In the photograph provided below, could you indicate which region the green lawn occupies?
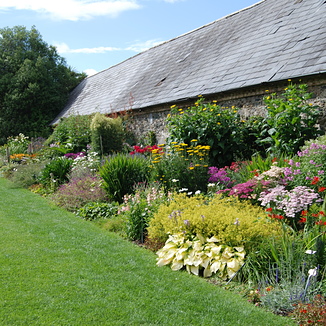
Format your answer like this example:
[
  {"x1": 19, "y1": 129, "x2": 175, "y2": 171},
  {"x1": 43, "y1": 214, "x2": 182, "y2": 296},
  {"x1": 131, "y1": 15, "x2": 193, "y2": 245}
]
[{"x1": 0, "y1": 178, "x2": 295, "y2": 325}]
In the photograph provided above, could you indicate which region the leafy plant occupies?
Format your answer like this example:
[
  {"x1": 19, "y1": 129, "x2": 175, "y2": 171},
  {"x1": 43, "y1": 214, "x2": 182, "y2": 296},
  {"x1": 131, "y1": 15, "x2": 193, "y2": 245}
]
[
  {"x1": 148, "y1": 193, "x2": 281, "y2": 250},
  {"x1": 39, "y1": 156, "x2": 73, "y2": 188},
  {"x1": 90, "y1": 113, "x2": 124, "y2": 155},
  {"x1": 46, "y1": 114, "x2": 93, "y2": 153},
  {"x1": 118, "y1": 183, "x2": 169, "y2": 242},
  {"x1": 149, "y1": 141, "x2": 210, "y2": 193},
  {"x1": 156, "y1": 233, "x2": 246, "y2": 279},
  {"x1": 50, "y1": 174, "x2": 108, "y2": 212},
  {"x1": 100, "y1": 153, "x2": 150, "y2": 203},
  {"x1": 76, "y1": 202, "x2": 118, "y2": 220},
  {"x1": 167, "y1": 97, "x2": 249, "y2": 166},
  {"x1": 258, "y1": 83, "x2": 322, "y2": 156}
]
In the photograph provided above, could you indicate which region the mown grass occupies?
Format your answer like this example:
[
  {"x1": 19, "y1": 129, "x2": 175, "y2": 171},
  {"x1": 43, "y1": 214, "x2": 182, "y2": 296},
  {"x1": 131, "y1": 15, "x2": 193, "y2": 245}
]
[{"x1": 0, "y1": 178, "x2": 295, "y2": 325}]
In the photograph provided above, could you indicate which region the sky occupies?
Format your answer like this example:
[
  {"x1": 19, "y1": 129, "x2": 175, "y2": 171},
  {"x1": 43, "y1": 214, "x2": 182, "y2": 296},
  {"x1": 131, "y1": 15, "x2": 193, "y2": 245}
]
[{"x1": 0, "y1": 0, "x2": 261, "y2": 76}]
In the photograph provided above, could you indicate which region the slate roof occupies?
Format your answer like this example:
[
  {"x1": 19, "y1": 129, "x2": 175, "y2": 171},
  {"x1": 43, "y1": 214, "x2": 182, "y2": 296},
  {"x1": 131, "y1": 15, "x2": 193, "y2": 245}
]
[{"x1": 53, "y1": 0, "x2": 326, "y2": 123}]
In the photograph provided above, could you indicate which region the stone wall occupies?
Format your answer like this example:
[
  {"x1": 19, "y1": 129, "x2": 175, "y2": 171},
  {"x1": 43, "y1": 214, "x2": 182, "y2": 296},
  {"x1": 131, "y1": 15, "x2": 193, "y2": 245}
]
[{"x1": 127, "y1": 75, "x2": 326, "y2": 144}]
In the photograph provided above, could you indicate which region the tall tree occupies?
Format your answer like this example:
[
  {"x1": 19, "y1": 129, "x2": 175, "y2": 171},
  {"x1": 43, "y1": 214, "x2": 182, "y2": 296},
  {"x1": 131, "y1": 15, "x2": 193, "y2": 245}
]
[{"x1": 0, "y1": 26, "x2": 86, "y2": 144}]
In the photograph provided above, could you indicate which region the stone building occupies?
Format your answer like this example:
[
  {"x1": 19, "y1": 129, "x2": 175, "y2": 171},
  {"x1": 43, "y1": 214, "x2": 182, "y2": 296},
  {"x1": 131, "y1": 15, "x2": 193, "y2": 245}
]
[{"x1": 53, "y1": 0, "x2": 326, "y2": 144}]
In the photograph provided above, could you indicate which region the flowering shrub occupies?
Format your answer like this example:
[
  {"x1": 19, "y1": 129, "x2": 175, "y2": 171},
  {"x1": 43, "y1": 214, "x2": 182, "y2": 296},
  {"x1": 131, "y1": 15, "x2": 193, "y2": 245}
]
[
  {"x1": 167, "y1": 97, "x2": 248, "y2": 166},
  {"x1": 6, "y1": 133, "x2": 30, "y2": 154},
  {"x1": 148, "y1": 193, "x2": 281, "y2": 250},
  {"x1": 156, "y1": 233, "x2": 245, "y2": 279},
  {"x1": 149, "y1": 141, "x2": 210, "y2": 193},
  {"x1": 69, "y1": 151, "x2": 101, "y2": 179},
  {"x1": 283, "y1": 143, "x2": 326, "y2": 192},
  {"x1": 118, "y1": 183, "x2": 170, "y2": 242},
  {"x1": 208, "y1": 166, "x2": 233, "y2": 188},
  {"x1": 50, "y1": 174, "x2": 108, "y2": 212},
  {"x1": 259, "y1": 185, "x2": 322, "y2": 229},
  {"x1": 291, "y1": 295, "x2": 326, "y2": 325}
]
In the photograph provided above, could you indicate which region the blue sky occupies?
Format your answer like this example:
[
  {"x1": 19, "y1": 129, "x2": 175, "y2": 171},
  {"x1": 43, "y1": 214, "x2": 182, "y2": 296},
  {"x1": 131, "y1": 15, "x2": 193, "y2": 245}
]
[{"x1": 0, "y1": 0, "x2": 260, "y2": 76}]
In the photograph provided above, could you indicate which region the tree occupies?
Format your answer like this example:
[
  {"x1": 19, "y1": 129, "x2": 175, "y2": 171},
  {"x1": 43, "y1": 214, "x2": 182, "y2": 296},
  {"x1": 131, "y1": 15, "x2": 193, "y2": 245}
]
[{"x1": 0, "y1": 26, "x2": 86, "y2": 144}]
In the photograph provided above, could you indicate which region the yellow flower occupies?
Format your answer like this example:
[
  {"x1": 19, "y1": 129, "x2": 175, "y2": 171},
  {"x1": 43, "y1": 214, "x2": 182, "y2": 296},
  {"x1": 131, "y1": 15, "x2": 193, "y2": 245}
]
[
  {"x1": 198, "y1": 95, "x2": 203, "y2": 97},
  {"x1": 217, "y1": 122, "x2": 221, "y2": 125},
  {"x1": 265, "y1": 90, "x2": 269, "y2": 92},
  {"x1": 195, "y1": 164, "x2": 201, "y2": 167},
  {"x1": 167, "y1": 114, "x2": 170, "y2": 118},
  {"x1": 203, "y1": 108, "x2": 207, "y2": 111},
  {"x1": 212, "y1": 100, "x2": 217, "y2": 103},
  {"x1": 217, "y1": 113, "x2": 221, "y2": 116},
  {"x1": 190, "y1": 139, "x2": 198, "y2": 142},
  {"x1": 266, "y1": 96, "x2": 271, "y2": 100},
  {"x1": 232, "y1": 106, "x2": 235, "y2": 109},
  {"x1": 189, "y1": 167, "x2": 195, "y2": 170},
  {"x1": 178, "y1": 108, "x2": 183, "y2": 111},
  {"x1": 171, "y1": 105, "x2": 176, "y2": 109},
  {"x1": 288, "y1": 79, "x2": 292, "y2": 81}
]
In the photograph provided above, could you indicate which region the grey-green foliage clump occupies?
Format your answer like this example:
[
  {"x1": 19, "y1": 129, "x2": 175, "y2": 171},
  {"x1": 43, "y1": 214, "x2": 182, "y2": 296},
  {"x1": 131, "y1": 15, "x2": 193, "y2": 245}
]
[{"x1": 90, "y1": 113, "x2": 124, "y2": 155}]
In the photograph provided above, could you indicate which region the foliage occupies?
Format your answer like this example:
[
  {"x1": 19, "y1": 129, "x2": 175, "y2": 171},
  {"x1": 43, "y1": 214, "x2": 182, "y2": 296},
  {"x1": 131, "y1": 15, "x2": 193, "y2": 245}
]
[
  {"x1": 76, "y1": 201, "x2": 118, "y2": 220},
  {"x1": 156, "y1": 233, "x2": 246, "y2": 279},
  {"x1": 257, "y1": 83, "x2": 322, "y2": 156},
  {"x1": 50, "y1": 174, "x2": 107, "y2": 212},
  {"x1": 0, "y1": 26, "x2": 85, "y2": 144},
  {"x1": 259, "y1": 186, "x2": 322, "y2": 230},
  {"x1": 149, "y1": 141, "x2": 210, "y2": 193},
  {"x1": 167, "y1": 97, "x2": 249, "y2": 166},
  {"x1": 283, "y1": 143, "x2": 326, "y2": 191},
  {"x1": 7, "y1": 162, "x2": 45, "y2": 188},
  {"x1": 118, "y1": 183, "x2": 169, "y2": 242},
  {"x1": 68, "y1": 151, "x2": 101, "y2": 179},
  {"x1": 47, "y1": 114, "x2": 93, "y2": 152},
  {"x1": 291, "y1": 295, "x2": 326, "y2": 325},
  {"x1": 147, "y1": 193, "x2": 281, "y2": 250},
  {"x1": 39, "y1": 156, "x2": 73, "y2": 188},
  {"x1": 5, "y1": 133, "x2": 30, "y2": 154},
  {"x1": 90, "y1": 113, "x2": 124, "y2": 155},
  {"x1": 100, "y1": 153, "x2": 150, "y2": 203}
]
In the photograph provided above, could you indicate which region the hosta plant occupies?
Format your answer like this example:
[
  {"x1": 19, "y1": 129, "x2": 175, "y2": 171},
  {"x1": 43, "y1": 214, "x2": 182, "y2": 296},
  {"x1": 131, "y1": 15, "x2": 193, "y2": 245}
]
[{"x1": 156, "y1": 232, "x2": 245, "y2": 279}]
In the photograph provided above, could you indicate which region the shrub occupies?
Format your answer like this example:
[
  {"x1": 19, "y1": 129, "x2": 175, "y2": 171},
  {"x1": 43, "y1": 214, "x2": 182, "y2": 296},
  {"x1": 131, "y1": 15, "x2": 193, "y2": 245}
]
[
  {"x1": 76, "y1": 202, "x2": 118, "y2": 220},
  {"x1": 167, "y1": 97, "x2": 248, "y2": 166},
  {"x1": 50, "y1": 174, "x2": 108, "y2": 212},
  {"x1": 258, "y1": 83, "x2": 322, "y2": 156},
  {"x1": 8, "y1": 162, "x2": 45, "y2": 188},
  {"x1": 100, "y1": 154, "x2": 150, "y2": 203},
  {"x1": 90, "y1": 113, "x2": 124, "y2": 155},
  {"x1": 149, "y1": 141, "x2": 210, "y2": 193},
  {"x1": 118, "y1": 183, "x2": 169, "y2": 242},
  {"x1": 147, "y1": 193, "x2": 281, "y2": 250},
  {"x1": 47, "y1": 114, "x2": 93, "y2": 152},
  {"x1": 39, "y1": 157, "x2": 73, "y2": 188}
]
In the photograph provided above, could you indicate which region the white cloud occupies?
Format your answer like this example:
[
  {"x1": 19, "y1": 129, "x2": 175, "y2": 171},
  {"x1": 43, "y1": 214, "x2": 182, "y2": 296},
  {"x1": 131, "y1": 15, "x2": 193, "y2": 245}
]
[
  {"x1": 126, "y1": 39, "x2": 164, "y2": 52},
  {"x1": 55, "y1": 42, "x2": 121, "y2": 54},
  {"x1": 0, "y1": 0, "x2": 140, "y2": 21},
  {"x1": 84, "y1": 68, "x2": 98, "y2": 76},
  {"x1": 55, "y1": 39, "x2": 163, "y2": 55}
]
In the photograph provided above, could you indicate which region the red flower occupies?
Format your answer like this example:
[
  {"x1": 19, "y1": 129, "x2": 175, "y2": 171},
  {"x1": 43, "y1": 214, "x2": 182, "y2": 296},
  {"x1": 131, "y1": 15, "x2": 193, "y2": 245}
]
[
  {"x1": 301, "y1": 210, "x2": 308, "y2": 216},
  {"x1": 318, "y1": 187, "x2": 326, "y2": 192},
  {"x1": 320, "y1": 211, "x2": 326, "y2": 216},
  {"x1": 265, "y1": 207, "x2": 273, "y2": 212},
  {"x1": 299, "y1": 217, "x2": 307, "y2": 223},
  {"x1": 272, "y1": 214, "x2": 284, "y2": 220},
  {"x1": 311, "y1": 176, "x2": 320, "y2": 185},
  {"x1": 272, "y1": 157, "x2": 278, "y2": 163}
]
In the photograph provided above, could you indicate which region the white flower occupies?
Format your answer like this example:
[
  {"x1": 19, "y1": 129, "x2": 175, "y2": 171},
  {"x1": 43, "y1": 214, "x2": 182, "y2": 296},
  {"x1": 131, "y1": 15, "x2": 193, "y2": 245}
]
[
  {"x1": 187, "y1": 192, "x2": 193, "y2": 195},
  {"x1": 179, "y1": 188, "x2": 188, "y2": 192},
  {"x1": 305, "y1": 250, "x2": 316, "y2": 255},
  {"x1": 172, "y1": 179, "x2": 179, "y2": 183},
  {"x1": 208, "y1": 183, "x2": 216, "y2": 187},
  {"x1": 308, "y1": 267, "x2": 318, "y2": 277},
  {"x1": 195, "y1": 190, "x2": 201, "y2": 195}
]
